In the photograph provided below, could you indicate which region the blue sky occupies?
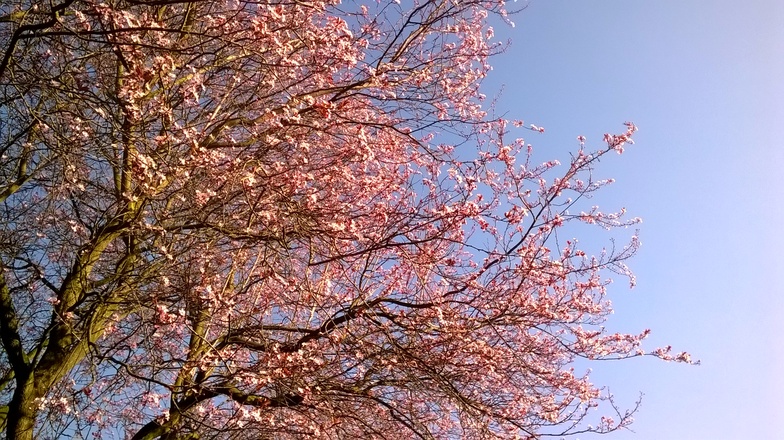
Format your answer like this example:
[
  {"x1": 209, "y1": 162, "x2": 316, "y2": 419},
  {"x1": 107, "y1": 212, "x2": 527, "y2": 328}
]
[{"x1": 484, "y1": 0, "x2": 784, "y2": 438}]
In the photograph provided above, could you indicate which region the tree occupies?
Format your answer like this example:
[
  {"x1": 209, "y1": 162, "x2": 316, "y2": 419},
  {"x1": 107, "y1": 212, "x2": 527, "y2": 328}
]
[{"x1": 0, "y1": 0, "x2": 692, "y2": 438}]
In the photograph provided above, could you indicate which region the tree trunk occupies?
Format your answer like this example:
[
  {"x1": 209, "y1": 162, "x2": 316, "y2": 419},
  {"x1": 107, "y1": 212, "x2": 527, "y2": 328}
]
[{"x1": 6, "y1": 374, "x2": 37, "y2": 440}]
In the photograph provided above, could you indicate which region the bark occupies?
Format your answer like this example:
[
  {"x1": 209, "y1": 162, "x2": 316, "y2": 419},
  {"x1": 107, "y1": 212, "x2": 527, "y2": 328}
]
[{"x1": 6, "y1": 373, "x2": 37, "y2": 440}]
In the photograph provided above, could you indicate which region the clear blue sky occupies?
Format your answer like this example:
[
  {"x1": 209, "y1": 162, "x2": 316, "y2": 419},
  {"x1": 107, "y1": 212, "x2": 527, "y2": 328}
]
[{"x1": 484, "y1": 1, "x2": 784, "y2": 438}]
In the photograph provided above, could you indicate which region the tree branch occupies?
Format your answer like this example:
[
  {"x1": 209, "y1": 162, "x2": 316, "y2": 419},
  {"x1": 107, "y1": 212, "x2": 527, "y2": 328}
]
[
  {"x1": 0, "y1": 0, "x2": 77, "y2": 80},
  {"x1": 0, "y1": 271, "x2": 29, "y2": 375}
]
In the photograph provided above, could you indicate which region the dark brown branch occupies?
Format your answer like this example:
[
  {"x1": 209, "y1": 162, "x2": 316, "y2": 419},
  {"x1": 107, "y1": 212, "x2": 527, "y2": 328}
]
[
  {"x1": 0, "y1": 272, "x2": 28, "y2": 375},
  {"x1": 0, "y1": 0, "x2": 77, "y2": 80}
]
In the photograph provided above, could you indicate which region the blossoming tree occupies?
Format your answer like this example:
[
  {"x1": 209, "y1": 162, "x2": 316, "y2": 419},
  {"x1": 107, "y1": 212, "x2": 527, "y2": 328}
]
[{"x1": 0, "y1": 0, "x2": 691, "y2": 438}]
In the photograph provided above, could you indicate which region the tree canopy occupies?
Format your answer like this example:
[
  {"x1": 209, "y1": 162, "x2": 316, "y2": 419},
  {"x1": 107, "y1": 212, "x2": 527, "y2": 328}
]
[{"x1": 0, "y1": 0, "x2": 691, "y2": 438}]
